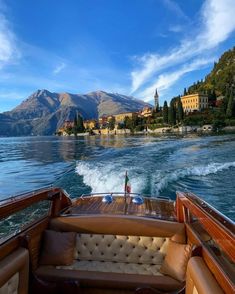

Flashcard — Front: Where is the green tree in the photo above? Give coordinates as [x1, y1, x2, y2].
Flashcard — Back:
[226, 89, 234, 118]
[168, 100, 176, 125]
[132, 113, 139, 128]
[177, 98, 184, 122]
[73, 113, 85, 134]
[108, 117, 115, 130]
[183, 88, 187, 96]
[163, 101, 168, 124]
[77, 114, 85, 132]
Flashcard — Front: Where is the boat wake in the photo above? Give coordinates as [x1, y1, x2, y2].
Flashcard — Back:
[154, 161, 235, 195]
[76, 161, 235, 195]
[75, 162, 145, 193]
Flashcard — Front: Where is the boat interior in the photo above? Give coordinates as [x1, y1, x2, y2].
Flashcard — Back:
[0, 188, 234, 294]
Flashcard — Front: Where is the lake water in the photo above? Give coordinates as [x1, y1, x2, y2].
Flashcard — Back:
[0, 134, 234, 221]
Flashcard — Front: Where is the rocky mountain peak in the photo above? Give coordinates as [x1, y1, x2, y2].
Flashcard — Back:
[0, 89, 151, 136]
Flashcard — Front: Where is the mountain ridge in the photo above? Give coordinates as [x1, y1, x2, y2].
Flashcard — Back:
[0, 89, 150, 136]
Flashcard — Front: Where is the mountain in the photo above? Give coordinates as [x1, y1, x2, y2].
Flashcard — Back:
[0, 90, 150, 136]
[185, 46, 235, 96]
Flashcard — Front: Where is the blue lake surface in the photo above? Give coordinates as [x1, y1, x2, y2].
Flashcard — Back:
[0, 134, 234, 221]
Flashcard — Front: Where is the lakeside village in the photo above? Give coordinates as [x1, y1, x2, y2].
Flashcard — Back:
[57, 88, 235, 136]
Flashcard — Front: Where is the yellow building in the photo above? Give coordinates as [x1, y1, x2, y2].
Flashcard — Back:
[181, 93, 208, 113]
[113, 112, 136, 123]
[83, 120, 97, 130]
[139, 107, 153, 117]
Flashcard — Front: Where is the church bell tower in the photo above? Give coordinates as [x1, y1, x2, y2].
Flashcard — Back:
[154, 88, 159, 111]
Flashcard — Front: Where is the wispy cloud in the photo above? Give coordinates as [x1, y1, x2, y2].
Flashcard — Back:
[138, 58, 216, 102]
[168, 25, 183, 33]
[131, 0, 235, 100]
[0, 4, 19, 69]
[53, 62, 66, 75]
[163, 0, 189, 20]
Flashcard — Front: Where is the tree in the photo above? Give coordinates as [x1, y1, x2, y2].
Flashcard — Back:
[77, 114, 85, 132]
[73, 113, 85, 134]
[177, 98, 184, 122]
[168, 100, 176, 125]
[108, 117, 115, 130]
[183, 88, 187, 96]
[226, 89, 234, 118]
[132, 113, 139, 128]
[219, 86, 230, 114]
[163, 101, 168, 124]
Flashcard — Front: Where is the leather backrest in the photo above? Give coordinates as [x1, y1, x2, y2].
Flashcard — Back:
[76, 234, 169, 265]
[186, 256, 224, 294]
[50, 215, 186, 242]
[0, 247, 29, 294]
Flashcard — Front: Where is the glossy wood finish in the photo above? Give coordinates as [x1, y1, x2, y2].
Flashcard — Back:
[63, 196, 176, 221]
[0, 187, 72, 219]
[177, 192, 235, 293]
[176, 191, 235, 263]
[202, 246, 235, 294]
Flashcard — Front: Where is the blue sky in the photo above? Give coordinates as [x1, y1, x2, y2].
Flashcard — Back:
[0, 0, 235, 112]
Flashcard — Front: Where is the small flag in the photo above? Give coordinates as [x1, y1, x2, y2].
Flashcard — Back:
[125, 172, 131, 193]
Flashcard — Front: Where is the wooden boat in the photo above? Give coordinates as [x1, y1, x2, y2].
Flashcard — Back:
[0, 187, 234, 293]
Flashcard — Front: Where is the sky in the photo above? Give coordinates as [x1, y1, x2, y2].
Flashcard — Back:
[0, 0, 235, 112]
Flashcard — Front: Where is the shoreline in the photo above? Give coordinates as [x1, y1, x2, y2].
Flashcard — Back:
[1, 127, 235, 139]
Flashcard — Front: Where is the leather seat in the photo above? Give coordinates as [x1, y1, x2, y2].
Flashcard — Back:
[186, 257, 223, 294]
[36, 266, 183, 292]
[0, 247, 29, 294]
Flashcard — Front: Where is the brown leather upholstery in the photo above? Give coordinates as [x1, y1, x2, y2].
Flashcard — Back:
[186, 257, 224, 294]
[160, 240, 192, 282]
[40, 230, 76, 265]
[35, 217, 186, 292]
[36, 266, 184, 291]
[0, 247, 29, 294]
[49, 215, 186, 242]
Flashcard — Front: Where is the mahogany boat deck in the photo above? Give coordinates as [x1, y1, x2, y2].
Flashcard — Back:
[61, 195, 176, 221]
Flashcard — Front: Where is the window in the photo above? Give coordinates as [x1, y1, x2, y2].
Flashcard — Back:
[0, 200, 51, 244]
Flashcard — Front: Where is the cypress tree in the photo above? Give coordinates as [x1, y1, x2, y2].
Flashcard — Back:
[226, 89, 234, 118]
[177, 98, 184, 122]
[163, 101, 168, 124]
[77, 114, 85, 132]
[221, 87, 230, 114]
[183, 88, 187, 96]
[73, 113, 78, 135]
[168, 100, 176, 125]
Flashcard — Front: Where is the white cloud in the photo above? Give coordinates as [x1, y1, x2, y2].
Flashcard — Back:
[138, 58, 215, 102]
[0, 6, 19, 69]
[53, 62, 66, 74]
[200, 0, 235, 47]
[131, 0, 235, 95]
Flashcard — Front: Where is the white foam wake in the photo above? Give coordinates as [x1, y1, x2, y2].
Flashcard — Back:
[76, 161, 145, 193]
[154, 161, 235, 195]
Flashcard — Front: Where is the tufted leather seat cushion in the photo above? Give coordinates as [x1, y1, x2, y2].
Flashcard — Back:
[0, 272, 19, 294]
[36, 266, 183, 291]
[75, 234, 169, 266]
[36, 233, 185, 291]
[57, 260, 163, 275]
[0, 248, 29, 294]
